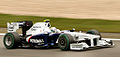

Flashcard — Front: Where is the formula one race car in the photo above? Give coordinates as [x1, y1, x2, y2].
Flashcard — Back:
[3, 20, 114, 51]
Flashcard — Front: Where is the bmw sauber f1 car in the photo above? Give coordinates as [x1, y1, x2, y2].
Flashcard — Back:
[3, 20, 114, 51]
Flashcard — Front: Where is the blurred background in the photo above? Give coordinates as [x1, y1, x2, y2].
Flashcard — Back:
[0, 0, 120, 20]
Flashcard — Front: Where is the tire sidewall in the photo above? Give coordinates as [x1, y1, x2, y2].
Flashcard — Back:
[87, 30, 101, 39]
[87, 30, 101, 35]
[58, 34, 69, 50]
[3, 33, 15, 49]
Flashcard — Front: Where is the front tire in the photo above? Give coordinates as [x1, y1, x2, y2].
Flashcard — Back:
[86, 29, 101, 39]
[58, 33, 74, 51]
[3, 32, 21, 49]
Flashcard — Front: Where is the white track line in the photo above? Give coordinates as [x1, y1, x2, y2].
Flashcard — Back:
[0, 33, 120, 40]
[103, 38, 120, 40]
[0, 33, 5, 35]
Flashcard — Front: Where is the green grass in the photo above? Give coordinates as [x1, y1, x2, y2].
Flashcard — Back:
[0, 14, 120, 33]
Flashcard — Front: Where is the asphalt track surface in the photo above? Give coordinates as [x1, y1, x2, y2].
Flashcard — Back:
[0, 36, 120, 57]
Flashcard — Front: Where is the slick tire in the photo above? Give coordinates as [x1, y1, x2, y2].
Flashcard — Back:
[58, 33, 74, 51]
[86, 29, 102, 39]
[3, 32, 21, 49]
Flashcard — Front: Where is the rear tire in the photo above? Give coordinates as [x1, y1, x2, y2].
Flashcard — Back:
[58, 33, 74, 51]
[3, 32, 21, 49]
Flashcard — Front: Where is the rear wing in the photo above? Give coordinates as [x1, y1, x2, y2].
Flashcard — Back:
[7, 22, 24, 32]
[7, 21, 33, 37]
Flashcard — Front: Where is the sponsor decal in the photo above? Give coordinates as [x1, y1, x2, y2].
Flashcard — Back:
[72, 44, 83, 48]
[30, 39, 44, 43]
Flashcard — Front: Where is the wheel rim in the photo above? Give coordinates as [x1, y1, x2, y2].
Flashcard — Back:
[5, 36, 12, 46]
[59, 35, 68, 48]
[58, 34, 70, 50]
[59, 38, 66, 47]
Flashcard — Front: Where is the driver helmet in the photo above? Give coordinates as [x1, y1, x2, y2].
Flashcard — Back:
[44, 19, 50, 23]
